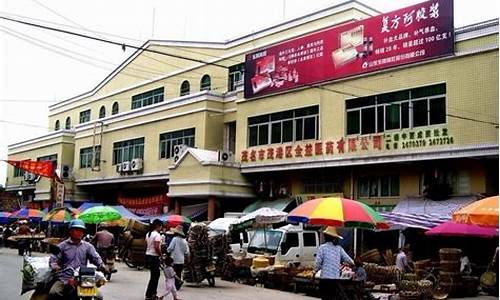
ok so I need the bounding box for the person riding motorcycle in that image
[48,219,108,300]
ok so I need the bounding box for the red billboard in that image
[244,0,454,99]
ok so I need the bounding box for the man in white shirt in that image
[145,219,163,300]
[167,225,190,279]
[396,244,412,273]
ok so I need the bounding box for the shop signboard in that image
[244,0,454,99]
[240,126,453,163]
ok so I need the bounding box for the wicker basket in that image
[438,248,461,261]
[440,260,460,272]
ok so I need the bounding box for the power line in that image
[0,15,229,69]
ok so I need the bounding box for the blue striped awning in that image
[380,212,450,230]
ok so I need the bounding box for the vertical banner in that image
[55,182,65,208]
[244,0,454,99]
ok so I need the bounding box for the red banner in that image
[6,159,58,180]
[118,194,168,216]
[244,0,454,98]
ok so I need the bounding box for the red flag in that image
[5,159,57,179]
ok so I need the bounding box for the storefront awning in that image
[380,196,478,230]
[243,198,297,213]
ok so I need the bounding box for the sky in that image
[0,0,498,186]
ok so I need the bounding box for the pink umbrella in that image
[425,221,499,238]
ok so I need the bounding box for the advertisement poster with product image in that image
[244,0,454,99]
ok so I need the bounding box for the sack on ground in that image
[21,256,51,295]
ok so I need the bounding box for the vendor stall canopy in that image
[380,196,478,230]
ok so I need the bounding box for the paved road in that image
[1,247,497,300]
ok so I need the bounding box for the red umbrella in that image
[163,214,191,227]
[425,221,499,238]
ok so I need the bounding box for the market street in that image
[0,248,497,300]
[1,247,317,300]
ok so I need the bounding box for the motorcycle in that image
[29,266,106,300]
[204,256,217,287]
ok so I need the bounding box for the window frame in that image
[358,175,400,198]
[200,75,211,91]
[345,83,446,135]
[112,102,119,115]
[79,109,91,124]
[99,106,106,119]
[65,117,71,130]
[159,128,195,159]
[79,146,101,169]
[247,105,319,147]
[54,120,60,131]
[131,87,164,110]
[112,138,145,165]
[180,80,190,96]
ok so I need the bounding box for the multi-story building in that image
[5,1,498,221]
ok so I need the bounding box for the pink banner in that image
[244,0,454,98]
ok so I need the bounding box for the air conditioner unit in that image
[173,144,188,162]
[218,150,234,162]
[61,165,72,179]
[116,163,123,173]
[23,172,36,182]
[122,161,131,172]
[131,158,143,171]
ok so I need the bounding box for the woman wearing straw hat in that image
[314,226,354,300]
[167,225,190,281]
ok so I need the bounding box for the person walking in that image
[167,225,190,280]
[314,226,354,300]
[396,244,413,273]
[145,219,163,300]
[158,256,182,300]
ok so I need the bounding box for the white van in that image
[246,224,320,266]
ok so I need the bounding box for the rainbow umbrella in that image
[10,208,45,221]
[43,207,80,223]
[287,197,389,229]
[163,214,192,227]
[453,196,498,227]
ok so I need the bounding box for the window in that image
[131,87,164,109]
[228,63,245,91]
[79,109,91,124]
[80,146,101,168]
[180,80,190,96]
[112,102,119,115]
[200,75,211,91]
[303,176,343,194]
[358,175,399,198]
[99,106,106,118]
[14,167,25,177]
[65,117,71,130]
[303,232,317,247]
[248,106,319,147]
[112,138,144,164]
[280,232,299,255]
[159,128,195,159]
[346,83,446,134]
[54,120,60,131]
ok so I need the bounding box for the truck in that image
[245,224,320,266]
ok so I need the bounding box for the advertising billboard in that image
[244,0,454,99]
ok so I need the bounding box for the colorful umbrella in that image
[162,214,192,227]
[453,196,498,227]
[287,197,389,229]
[78,206,121,224]
[43,207,80,223]
[0,212,12,224]
[10,208,45,220]
[425,220,499,238]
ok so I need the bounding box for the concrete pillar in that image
[208,196,216,221]
[174,198,181,215]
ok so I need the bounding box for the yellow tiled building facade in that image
[5,1,498,219]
